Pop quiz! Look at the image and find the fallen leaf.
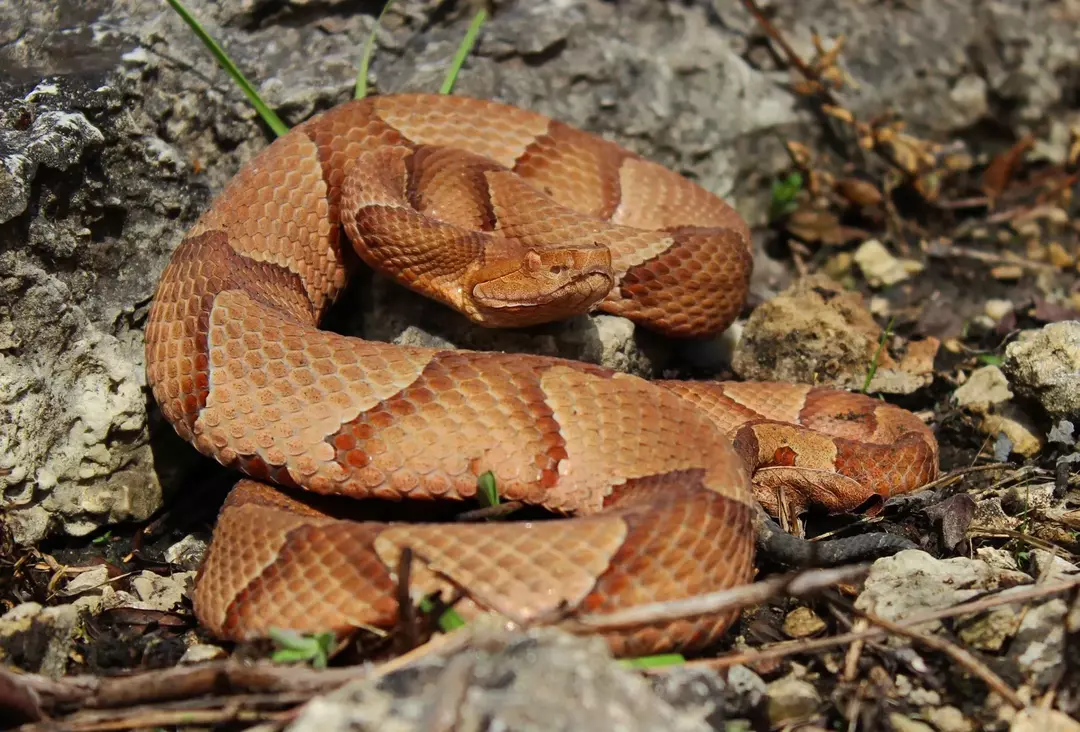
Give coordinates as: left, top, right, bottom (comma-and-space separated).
981, 134, 1035, 199
924, 494, 977, 550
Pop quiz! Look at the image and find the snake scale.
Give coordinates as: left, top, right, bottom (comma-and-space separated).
146, 94, 938, 656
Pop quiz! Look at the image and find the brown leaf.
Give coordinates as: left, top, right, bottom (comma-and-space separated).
835, 177, 883, 207
1031, 295, 1080, 323
924, 494, 977, 551
103, 608, 189, 628
982, 134, 1035, 199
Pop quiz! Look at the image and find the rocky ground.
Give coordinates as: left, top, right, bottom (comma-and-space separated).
1, 0, 1079, 730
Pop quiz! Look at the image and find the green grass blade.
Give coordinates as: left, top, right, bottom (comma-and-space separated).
862, 315, 895, 393
440, 9, 487, 95
356, 0, 396, 99
477, 471, 499, 507
419, 596, 467, 632
618, 653, 686, 670
163, 0, 289, 137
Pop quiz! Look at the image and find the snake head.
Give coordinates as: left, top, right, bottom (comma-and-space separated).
465, 245, 614, 327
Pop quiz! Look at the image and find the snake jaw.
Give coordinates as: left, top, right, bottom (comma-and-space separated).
466, 246, 614, 327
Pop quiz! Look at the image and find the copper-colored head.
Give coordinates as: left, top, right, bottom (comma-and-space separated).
465, 244, 614, 327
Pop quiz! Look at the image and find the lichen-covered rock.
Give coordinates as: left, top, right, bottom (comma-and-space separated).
287, 622, 724, 732
6, 0, 1080, 544
731, 275, 939, 393
1002, 321, 1080, 422
953, 366, 1043, 457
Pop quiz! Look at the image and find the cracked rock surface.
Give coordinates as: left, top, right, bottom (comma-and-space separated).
3, 0, 1080, 545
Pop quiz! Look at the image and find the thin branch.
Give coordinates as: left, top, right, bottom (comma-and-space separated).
657, 575, 1080, 675
563, 564, 870, 631
845, 599, 1025, 709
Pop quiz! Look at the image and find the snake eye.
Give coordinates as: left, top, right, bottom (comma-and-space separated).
549, 265, 567, 275
524, 251, 543, 272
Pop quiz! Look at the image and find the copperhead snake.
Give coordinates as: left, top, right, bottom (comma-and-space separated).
145, 94, 938, 657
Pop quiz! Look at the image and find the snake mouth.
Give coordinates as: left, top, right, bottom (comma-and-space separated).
468, 267, 614, 327
485, 269, 614, 309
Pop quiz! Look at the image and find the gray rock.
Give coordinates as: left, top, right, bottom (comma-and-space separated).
1009, 597, 1067, 690
1002, 322, 1080, 422
0, 602, 82, 678
953, 366, 1013, 411
0, 107, 104, 223
855, 550, 1024, 631
287, 622, 720, 732
648, 664, 766, 726
6, 0, 1080, 543
765, 676, 821, 727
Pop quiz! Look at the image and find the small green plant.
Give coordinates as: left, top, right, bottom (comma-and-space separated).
91, 530, 112, 545
268, 628, 335, 668
618, 653, 686, 670
440, 9, 487, 94
164, 0, 289, 137
769, 171, 803, 221
977, 353, 1004, 367
418, 596, 468, 632
862, 316, 895, 393
355, 0, 396, 99
167, 0, 486, 133
477, 470, 500, 507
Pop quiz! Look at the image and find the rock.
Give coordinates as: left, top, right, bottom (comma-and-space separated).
783, 606, 827, 639
1001, 483, 1057, 516
0, 602, 81, 678
1010, 708, 1080, 732
287, 622, 721, 732
648, 664, 766, 726
922, 705, 974, 732
731, 275, 939, 394
888, 715, 936, 732
853, 239, 923, 287
0, 109, 104, 223
979, 411, 1044, 457
1009, 597, 1067, 689
855, 550, 1025, 632
127, 570, 192, 612
164, 534, 209, 571
1003, 322, 1080, 422
953, 366, 1043, 457
975, 547, 1022, 573
954, 366, 1013, 411
956, 604, 1022, 652
765, 676, 821, 726
58, 566, 112, 598
985, 299, 1015, 322
1029, 550, 1079, 582
179, 643, 228, 664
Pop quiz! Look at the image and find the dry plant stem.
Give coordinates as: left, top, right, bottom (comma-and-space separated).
738, 0, 914, 178
663, 575, 1080, 676
916, 462, 1013, 493
842, 618, 869, 681
395, 546, 419, 654
17, 705, 293, 732
455, 501, 525, 522
738, 0, 819, 83
564, 564, 871, 631
843, 598, 1025, 709
5, 628, 474, 717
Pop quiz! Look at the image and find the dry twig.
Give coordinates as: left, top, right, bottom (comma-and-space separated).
658, 575, 1080, 677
